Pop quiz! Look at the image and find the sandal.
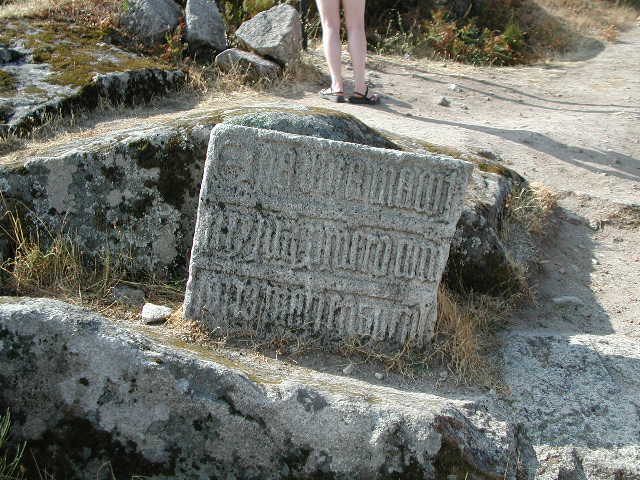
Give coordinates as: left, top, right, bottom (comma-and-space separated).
348, 86, 380, 105
320, 88, 345, 103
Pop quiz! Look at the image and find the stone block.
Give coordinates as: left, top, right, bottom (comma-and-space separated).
184, 125, 473, 347
234, 4, 302, 65
185, 0, 227, 58
214, 48, 281, 82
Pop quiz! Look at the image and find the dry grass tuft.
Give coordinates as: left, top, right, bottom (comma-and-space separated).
503, 182, 559, 236
0, 197, 183, 323
0, 202, 131, 299
430, 286, 509, 385
164, 306, 218, 344
605, 205, 640, 229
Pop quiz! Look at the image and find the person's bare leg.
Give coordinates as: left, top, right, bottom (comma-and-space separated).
316, 0, 343, 93
343, 0, 372, 97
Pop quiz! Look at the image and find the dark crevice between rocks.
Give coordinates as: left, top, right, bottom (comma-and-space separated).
433, 414, 529, 480
433, 441, 495, 480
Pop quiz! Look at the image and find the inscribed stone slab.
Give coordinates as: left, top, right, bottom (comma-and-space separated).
184, 124, 473, 347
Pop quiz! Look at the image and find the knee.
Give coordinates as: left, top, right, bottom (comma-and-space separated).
322, 23, 341, 40
345, 22, 365, 38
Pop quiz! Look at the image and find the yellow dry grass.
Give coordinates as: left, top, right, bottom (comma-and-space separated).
430, 286, 509, 385
0, 0, 67, 19
503, 182, 559, 237
534, 0, 638, 40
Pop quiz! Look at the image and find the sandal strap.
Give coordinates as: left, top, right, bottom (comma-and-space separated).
322, 88, 344, 95
352, 86, 372, 98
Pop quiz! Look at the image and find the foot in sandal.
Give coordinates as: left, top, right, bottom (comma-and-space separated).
348, 86, 380, 105
319, 88, 345, 103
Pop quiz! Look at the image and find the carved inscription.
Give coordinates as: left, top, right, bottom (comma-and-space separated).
188, 272, 432, 345
218, 141, 457, 217
185, 125, 473, 347
206, 208, 440, 282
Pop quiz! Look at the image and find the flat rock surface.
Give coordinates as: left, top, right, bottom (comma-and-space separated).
0, 297, 532, 479
0, 18, 182, 134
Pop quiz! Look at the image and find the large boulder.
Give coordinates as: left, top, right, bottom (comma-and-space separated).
0, 297, 533, 479
235, 4, 302, 65
214, 48, 281, 82
185, 0, 227, 59
120, 0, 182, 45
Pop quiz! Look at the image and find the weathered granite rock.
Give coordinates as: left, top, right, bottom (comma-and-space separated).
444, 167, 523, 295
184, 124, 473, 347
0, 105, 397, 277
185, 0, 227, 59
222, 104, 398, 149
0, 121, 210, 276
141, 302, 173, 324
0, 19, 184, 136
235, 4, 303, 65
120, 0, 182, 44
0, 297, 533, 479
214, 48, 281, 82
496, 332, 640, 479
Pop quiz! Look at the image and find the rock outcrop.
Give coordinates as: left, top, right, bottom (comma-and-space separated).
497, 331, 640, 478
0, 19, 184, 136
0, 104, 527, 295
445, 166, 527, 295
235, 4, 303, 65
0, 297, 533, 479
0, 106, 396, 277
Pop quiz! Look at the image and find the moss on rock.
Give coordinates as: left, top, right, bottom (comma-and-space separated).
1, 19, 166, 88
0, 69, 16, 93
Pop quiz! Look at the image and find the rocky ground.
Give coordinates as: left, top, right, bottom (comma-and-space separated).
1, 17, 639, 480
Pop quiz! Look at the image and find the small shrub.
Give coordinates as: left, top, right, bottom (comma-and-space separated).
424, 10, 528, 65
161, 17, 188, 63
